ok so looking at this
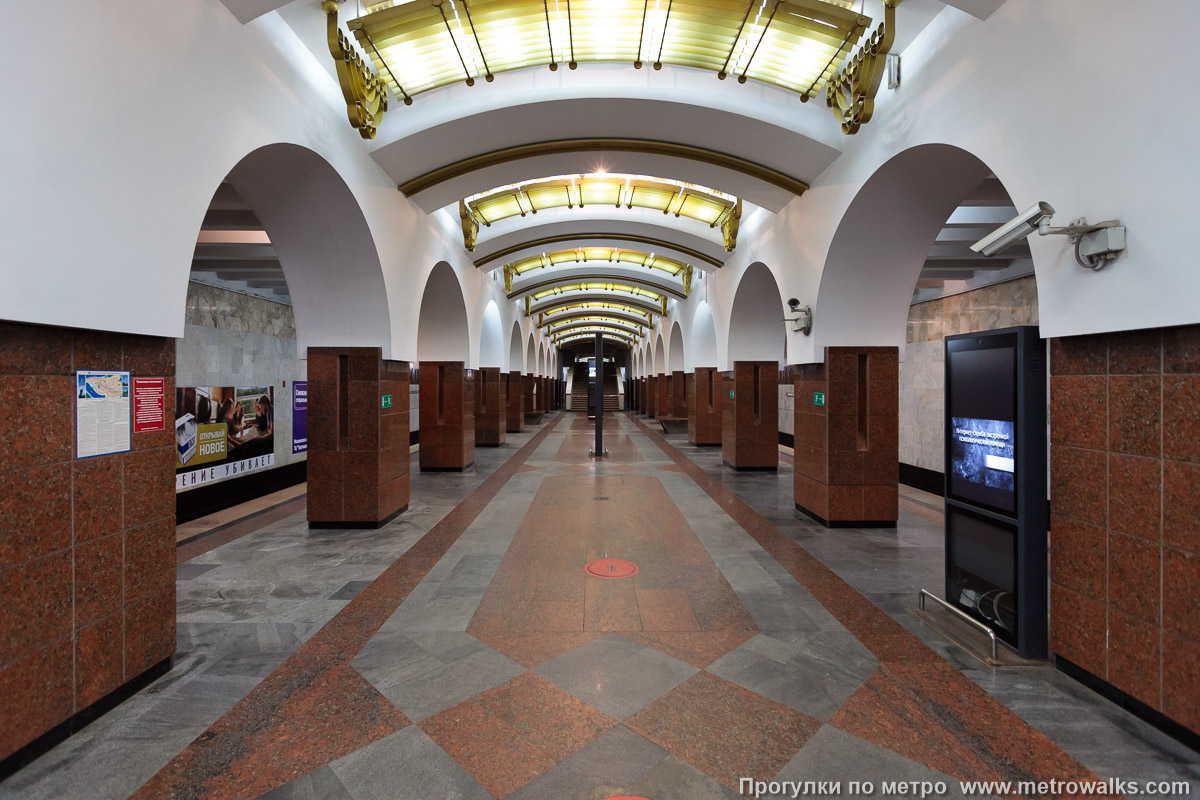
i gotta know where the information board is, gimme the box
[76,370,131,458]
[133,378,166,433]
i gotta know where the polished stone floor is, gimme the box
[3,413,1197,799]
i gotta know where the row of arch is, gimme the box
[418,263,556,375]
[631,261,785,377]
[218,141,1017,381]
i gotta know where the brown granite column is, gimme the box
[671,370,687,417]
[655,373,671,420]
[721,361,778,471]
[474,367,506,447]
[307,347,410,529]
[689,367,722,446]
[418,362,474,471]
[792,347,898,527]
[525,376,544,412]
[506,370,524,433]
[0,323,177,765]
[645,375,657,417]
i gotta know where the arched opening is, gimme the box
[417,262,470,362]
[526,332,536,375]
[668,322,685,372]
[219,143,392,353]
[508,321,523,373]
[813,144,997,352]
[691,302,718,368]
[653,334,666,374]
[479,301,504,368]
[727,262,785,366]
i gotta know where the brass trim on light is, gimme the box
[322,1,389,139]
[398,138,809,198]
[529,294,662,318]
[551,322,643,341]
[541,310,649,330]
[474,233,724,268]
[555,330,636,347]
[508,273,684,300]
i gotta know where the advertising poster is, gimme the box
[76,370,131,458]
[292,381,308,454]
[132,378,166,433]
[175,385,275,492]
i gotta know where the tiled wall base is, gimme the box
[721,362,778,471]
[0,657,171,780]
[0,322,176,763]
[306,348,410,528]
[793,347,899,527]
[1049,327,1200,741]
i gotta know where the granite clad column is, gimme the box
[307,347,410,529]
[655,373,670,420]
[646,375,657,417]
[523,374,538,414]
[671,370,687,417]
[418,362,474,471]
[474,367,506,447]
[793,347,899,526]
[506,370,524,433]
[721,361,778,470]
[689,367,722,445]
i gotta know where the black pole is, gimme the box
[593,332,604,457]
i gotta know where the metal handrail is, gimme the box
[919,588,999,662]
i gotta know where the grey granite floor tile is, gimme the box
[258,766,355,800]
[352,629,525,721]
[708,632,877,721]
[622,754,743,800]
[535,633,698,720]
[506,725,668,800]
[329,727,492,800]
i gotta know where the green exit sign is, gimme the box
[813,392,825,406]
[728,389,735,399]
[381,394,393,409]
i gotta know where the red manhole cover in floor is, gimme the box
[584,558,640,579]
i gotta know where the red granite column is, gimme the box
[793,347,898,527]
[655,373,671,419]
[307,347,410,528]
[505,371,524,432]
[418,362,474,471]
[689,367,722,445]
[721,361,778,471]
[0,323,176,764]
[645,375,657,417]
[474,367,506,447]
[671,370,687,417]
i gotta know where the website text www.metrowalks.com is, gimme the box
[739,777,1194,798]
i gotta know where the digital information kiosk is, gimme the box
[943,326,1048,659]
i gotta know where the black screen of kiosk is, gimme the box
[946,505,1018,643]
[947,341,1017,516]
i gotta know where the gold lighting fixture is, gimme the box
[825,0,899,134]
[322,1,390,139]
[500,247,693,293]
[537,301,655,326]
[460,173,741,251]
[347,0,868,104]
[555,331,637,348]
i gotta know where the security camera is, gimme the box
[971,202,1056,257]
[783,301,813,336]
[787,297,801,310]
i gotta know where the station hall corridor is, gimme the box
[7,413,1196,800]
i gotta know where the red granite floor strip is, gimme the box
[419,672,618,798]
[131,414,566,800]
[467,473,755,638]
[624,671,821,790]
[625,412,1107,796]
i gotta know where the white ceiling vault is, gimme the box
[222,0,979,349]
